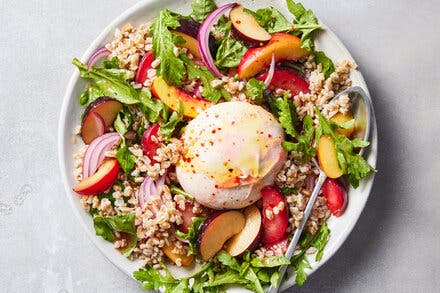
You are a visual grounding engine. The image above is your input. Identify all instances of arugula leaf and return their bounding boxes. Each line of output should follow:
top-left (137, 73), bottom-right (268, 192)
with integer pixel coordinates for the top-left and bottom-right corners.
top-left (250, 256), bottom-right (290, 268)
top-left (309, 222), bottom-right (330, 261)
top-left (133, 265), bottom-right (179, 291)
top-left (286, 0), bottom-right (321, 50)
top-left (115, 142), bottom-right (136, 173)
top-left (315, 109), bottom-right (375, 187)
top-left (93, 212), bottom-right (137, 257)
top-left (150, 10), bottom-right (186, 86)
top-left (138, 87), bottom-right (167, 123)
top-left (269, 94), bottom-right (316, 162)
top-left (246, 78), bottom-right (266, 104)
top-left (103, 56), bottom-right (121, 69)
top-left (181, 54), bottom-right (229, 103)
top-left (214, 21), bottom-right (247, 69)
top-left (190, 0), bottom-right (217, 22)
top-left (314, 51), bottom-right (335, 78)
top-left (170, 185), bottom-right (195, 200)
top-left (280, 187), bottom-right (297, 195)
top-left (114, 113), bottom-right (127, 136)
top-left (175, 217), bottom-right (205, 256)
top-left (244, 7), bottom-right (293, 33)
top-left (73, 58), bottom-right (139, 104)
top-left (292, 253), bottom-right (311, 286)
top-left (217, 252), bottom-right (241, 271)
top-left (159, 103), bottom-right (184, 140)
top-left (78, 84), bottom-right (105, 106)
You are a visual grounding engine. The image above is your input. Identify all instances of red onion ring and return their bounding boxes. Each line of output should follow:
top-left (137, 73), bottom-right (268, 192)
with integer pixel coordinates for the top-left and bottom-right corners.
top-left (87, 46), bottom-right (110, 71)
top-left (197, 3), bottom-right (237, 78)
top-left (264, 52), bottom-right (276, 87)
top-left (82, 132), bottom-right (120, 178)
top-left (137, 174), bottom-right (167, 208)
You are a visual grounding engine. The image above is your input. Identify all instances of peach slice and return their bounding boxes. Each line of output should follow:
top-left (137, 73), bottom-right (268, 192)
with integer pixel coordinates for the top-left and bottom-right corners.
top-left (73, 158), bottom-right (120, 195)
top-left (81, 97), bottom-right (123, 144)
top-left (151, 76), bottom-right (212, 118)
top-left (162, 243), bottom-right (194, 266)
top-left (317, 135), bottom-right (343, 178)
top-left (331, 112), bottom-right (355, 138)
top-left (225, 205), bottom-right (262, 256)
top-left (237, 33), bottom-right (310, 79)
top-left (197, 211), bottom-right (246, 260)
top-left (230, 5), bottom-right (271, 43)
top-left (171, 31), bottom-right (201, 59)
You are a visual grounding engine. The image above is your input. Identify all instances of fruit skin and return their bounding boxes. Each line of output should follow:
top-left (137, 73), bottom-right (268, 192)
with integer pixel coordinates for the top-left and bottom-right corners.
top-left (229, 5), bottom-right (271, 43)
top-left (317, 135), bottom-right (343, 178)
top-left (81, 97), bottom-right (123, 144)
top-left (321, 178), bottom-right (348, 217)
top-left (135, 52), bottom-right (154, 84)
top-left (225, 205), bottom-right (263, 257)
top-left (257, 67), bottom-right (310, 96)
top-left (141, 123), bottom-right (160, 164)
top-left (237, 33), bottom-right (310, 79)
top-left (331, 112), bottom-right (355, 138)
top-left (197, 210), bottom-right (246, 260)
top-left (176, 18), bottom-right (217, 58)
top-left (171, 31), bottom-right (201, 59)
top-left (151, 76), bottom-right (212, 118)
top-left (162, 242), bottom-right (194, 266)
top-left (81, 112), bottom-right (105, 145)
top-left (176, 202), bottom-right (196, 234)
top-left (261, 187), bottom-right (289, 244)
top-left (73, 159), bottom-right (120, 195)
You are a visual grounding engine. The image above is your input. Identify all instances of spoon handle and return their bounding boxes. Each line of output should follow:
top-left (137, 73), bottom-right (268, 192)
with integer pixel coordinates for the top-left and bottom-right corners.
top-left (267, 170), bottom-right (327, 293)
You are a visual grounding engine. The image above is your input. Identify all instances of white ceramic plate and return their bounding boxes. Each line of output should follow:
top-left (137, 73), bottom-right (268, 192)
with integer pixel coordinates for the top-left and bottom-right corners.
top-left (58, 0), bottom-right (377, 291)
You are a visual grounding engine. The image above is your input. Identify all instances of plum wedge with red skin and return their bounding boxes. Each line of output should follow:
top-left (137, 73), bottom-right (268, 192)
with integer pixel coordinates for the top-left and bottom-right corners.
top-left (230, 5), bottom-right (271, 43)
top-left (73, 158), bottom-right (120, 195)
top-left (135, 52), bottom-right (154, 85)
top-left (225, 205), bottom-right (262, 257)
top-left (81, 97), bottom-right (123, 144)
top-left (257, 67), bottom-right (310, 96)
top-left (141, 123), bottom-right (160, 164)
top-left (81, 112), bottom-right (106, 145)
top-left (261, 186), bottom-right (289, 244)
top-left (197, 210), bottom-right (245, 260)
top-left (321, 178), bottom-right (348, 217)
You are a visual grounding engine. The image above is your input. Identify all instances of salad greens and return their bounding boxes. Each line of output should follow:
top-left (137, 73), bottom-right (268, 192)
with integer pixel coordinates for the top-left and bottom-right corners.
top-left (175, 217), bottom-right (206, 256)
top-left (245, 78), bottom-right (266, 104)
top-left (190, 0), bottom-right (217, 22)
top-left (244, 7), bottom-right (293, 33)
top-left (314, 51), bottom-right (335, 78)
top-left (214, 21), bottom-right (247, 68)
top-left (93, 212), bottom-right (137, 257)
top-left (286, 0), bottom-right (321, 50)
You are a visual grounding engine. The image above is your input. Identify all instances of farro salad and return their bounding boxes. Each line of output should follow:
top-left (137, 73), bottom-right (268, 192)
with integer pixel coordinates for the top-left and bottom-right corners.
top-left (70, 0), bottom-right (375, 291)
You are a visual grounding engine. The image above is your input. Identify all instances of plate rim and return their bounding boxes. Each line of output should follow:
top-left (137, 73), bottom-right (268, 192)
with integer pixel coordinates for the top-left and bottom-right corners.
top-left (57, 0), bottom-right (378, 291)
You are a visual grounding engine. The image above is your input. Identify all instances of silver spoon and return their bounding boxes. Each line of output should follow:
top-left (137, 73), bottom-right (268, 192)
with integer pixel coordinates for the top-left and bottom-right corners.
top-left (268, 86), bottom-right (372, 293)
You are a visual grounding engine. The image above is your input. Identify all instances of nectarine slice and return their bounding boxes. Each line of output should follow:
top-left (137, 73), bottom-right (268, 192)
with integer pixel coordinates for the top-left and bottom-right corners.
top-left (81, 112), bottom-right (105, 144)
top-left (331, 112), bottom-right (355, 138)
top-left (197, 211), bottom-right (245, 260)
top-left (230, 5), bottom-right (271, 43)
top-left (151, 76), bottom-right (212, 118)
top-left (162, 243), bottom-right (194, 266)
top-left (171, 31), bottom-right (201, 59)
top-left (225, 205), bottom-right (262, 256)
top-left (238, 33), bottom-right (310, 79)
top-left (317, 135), bottom-right (343, 178)
top-left (73, 158), bottom-right (120, 195)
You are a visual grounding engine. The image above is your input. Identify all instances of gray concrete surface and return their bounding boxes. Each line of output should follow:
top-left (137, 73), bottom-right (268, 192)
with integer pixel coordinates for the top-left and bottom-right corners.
top-left (0, 0), bottom-right (439, 292)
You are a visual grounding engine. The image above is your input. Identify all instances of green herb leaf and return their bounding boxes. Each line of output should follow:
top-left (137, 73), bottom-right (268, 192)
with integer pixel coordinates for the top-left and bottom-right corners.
top-left (138, 87), bottom-right (166, 123)
top-left (175, 217), bottom-right (205, 256)
top-left (244, 7), bottom-right (293, 33)
top-left (73, 58), bottom-right (139, 104)
top-left (246, 78), bottom-right (266, 104)
top-left (315, 108), bottom-right (375, 187)
top-left (314, 51), bottom-right (335, 78)
top-left (181, 54), bottom-right (229, 103)
top-left (250, 256), bottom-right (290, 267)
top-left (170, 185), bottom-right (195, 200)
top-left (133, 265), bottom-right (179, 291)
top-left (93, 212), bottom-right (137, 257)
top-left (159, 102), bottom-right (184, 140)
top-left (115, 142), bottom-right (136, 173)
top-left (309, 222), bottom-right (330, 261)
top-left (103, 56), bottom-right (121, 69)
top-left (292, 253), bottom-right (311, 286)
top-left (150, 10), bottom-right (186, 86)
top-left (214, 21), bottom-right (247, 68)
top-left (114, 113), bottom-right (127, 136)
top-left (286, 0), bottom-right (321, 50)
top-left (190, 0), bottom-right (217, 22)
top-left (280, 187), bottom-right (297, 195)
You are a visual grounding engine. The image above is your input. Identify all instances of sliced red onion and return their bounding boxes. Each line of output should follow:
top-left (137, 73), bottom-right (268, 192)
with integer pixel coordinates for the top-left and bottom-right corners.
top-left (82, 132), bottom-right (120, 178)
top-left (138, 174), bottom-right (166, 208)
top-left (87, 46), bottom-right (110, 71)
top-left (197, 3), bottom-right (237, 78)
top-left (264, 52), bottom-right (276, 87)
